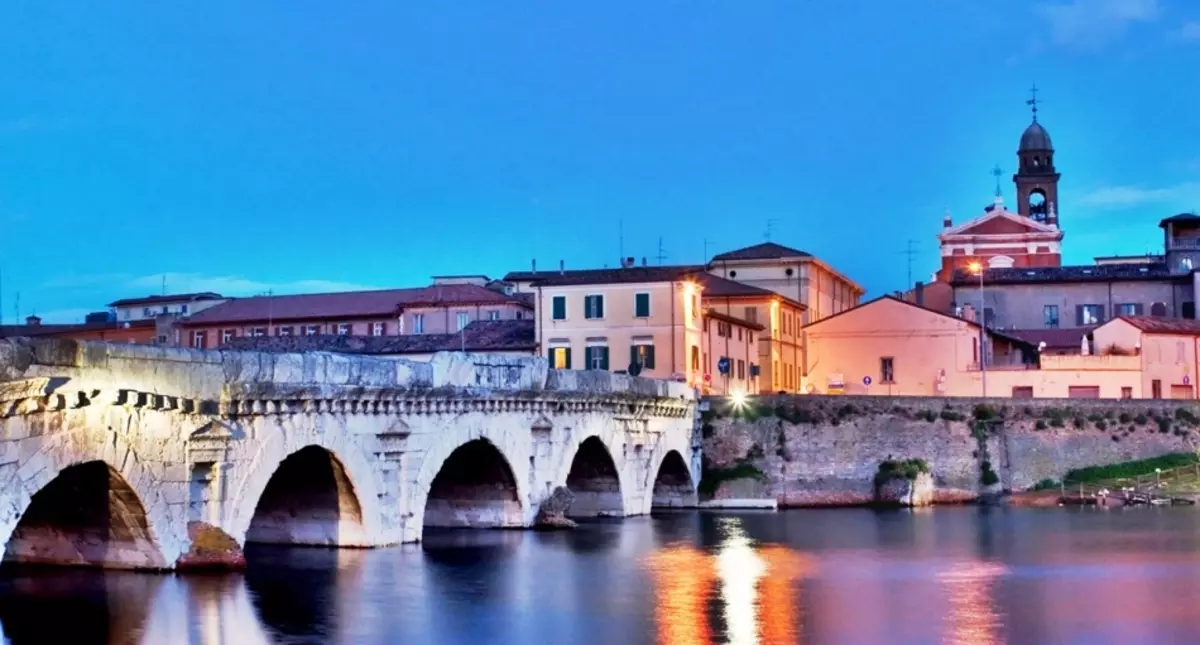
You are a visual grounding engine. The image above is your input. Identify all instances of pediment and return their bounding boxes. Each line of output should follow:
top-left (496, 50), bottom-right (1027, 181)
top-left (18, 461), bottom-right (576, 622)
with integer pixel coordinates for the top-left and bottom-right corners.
top-left (941, 208), bottom-right (1057, 238)
top-left (531, 414), bottom-right (554, 432)
top-left (189, 420), bottom-right (239, 443)
top-left (376, 417), bottom-right (411, 439)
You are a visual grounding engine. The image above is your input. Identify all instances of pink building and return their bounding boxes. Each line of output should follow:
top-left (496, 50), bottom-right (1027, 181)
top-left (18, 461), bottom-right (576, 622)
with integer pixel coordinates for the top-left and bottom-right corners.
top-left (177, 277), bottom-right (532, 349)
top-left (1092, 316), bottom-right (1200, 399)
top-left (802, 296), bottom-right (1143, 398)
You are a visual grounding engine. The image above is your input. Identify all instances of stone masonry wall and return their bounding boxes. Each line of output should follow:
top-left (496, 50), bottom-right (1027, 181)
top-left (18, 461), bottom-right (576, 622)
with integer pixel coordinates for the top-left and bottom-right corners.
top-left (702, 395), bottom-right (1200, 506)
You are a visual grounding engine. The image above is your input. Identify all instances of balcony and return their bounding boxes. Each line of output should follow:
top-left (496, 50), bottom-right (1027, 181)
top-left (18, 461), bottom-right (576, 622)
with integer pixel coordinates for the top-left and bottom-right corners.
top-left (1168, 237), bottom-right (1200, 250)
top-left (1040, 353), bottom-right (1141, 371)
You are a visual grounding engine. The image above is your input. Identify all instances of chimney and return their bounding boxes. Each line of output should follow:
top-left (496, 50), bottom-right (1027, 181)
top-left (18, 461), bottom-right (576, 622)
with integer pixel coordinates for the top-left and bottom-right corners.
top-left (559, 259), bottom-right (565, 275)
top-left (943, 208), bottom-right (952, 229)
top-left (914, 281), bottom-right (925, 307)
top-left (25, 315), bottom-right (40, 327)
top-left (531, 259), bottom-right (537, 273)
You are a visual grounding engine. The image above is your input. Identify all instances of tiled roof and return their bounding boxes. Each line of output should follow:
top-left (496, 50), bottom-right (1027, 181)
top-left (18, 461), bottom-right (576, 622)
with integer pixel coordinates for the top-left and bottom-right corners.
top-left (181, 284), bottom-right (530, 326)
top-left (502, 265), bottom-right (705, 287)
top-left (108, 292), bottom-right (224, 307)
top-left (1116, 316), bottom-right (1200, 336)
top-left (694, 273), bottom-right (806, 309)
top-left (950, 262), bottom-right (1182, 286)
top-left (804, 295), bottom-right (1037, 350)
top-left (1159, 213), bottom-right (1200, 228)
top-left (711, 242), bottom-right (811, 262)
top-left (0, 319), bottom-right (156, 339)
top-left (1003, 327), bottom-right (1093, 350)
top-left (221, 319), bottom-right (536, 355)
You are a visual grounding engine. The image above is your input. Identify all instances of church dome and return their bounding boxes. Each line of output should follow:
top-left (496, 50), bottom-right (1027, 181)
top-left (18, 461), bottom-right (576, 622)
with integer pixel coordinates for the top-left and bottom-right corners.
top-left (1019, 121), bottom-right (1053, 152)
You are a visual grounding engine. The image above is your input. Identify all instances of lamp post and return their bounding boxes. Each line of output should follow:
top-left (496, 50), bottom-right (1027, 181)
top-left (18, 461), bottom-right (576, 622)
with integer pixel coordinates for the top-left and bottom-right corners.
top-left (969, 261), bottom-right (987, 397)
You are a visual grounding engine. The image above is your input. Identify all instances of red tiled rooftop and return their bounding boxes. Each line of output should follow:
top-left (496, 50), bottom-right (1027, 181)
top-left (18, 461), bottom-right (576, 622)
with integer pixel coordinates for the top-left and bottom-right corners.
top-left (1117, 316), bottom-right (1200, 336)
top-left (107, 292), bottom-right (225, 307)
top-left (181, 284), bottom-right (529, 326)
top-left (710, 242), bottom-right (811, 262)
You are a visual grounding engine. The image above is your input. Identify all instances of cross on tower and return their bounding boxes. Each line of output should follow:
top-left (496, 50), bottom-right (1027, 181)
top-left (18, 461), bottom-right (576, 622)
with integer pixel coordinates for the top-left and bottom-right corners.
top-left (991, 164), bottom-right (1004, 198)
top-left (1027, 83), bottom-right (1040, 122)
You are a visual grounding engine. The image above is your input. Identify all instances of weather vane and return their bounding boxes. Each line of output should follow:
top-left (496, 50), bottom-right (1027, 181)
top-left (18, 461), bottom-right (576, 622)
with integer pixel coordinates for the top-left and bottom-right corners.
top-left (991, 164), bottom-right (1003, 198)
top-left (1027, 83), bottom-right (1040, 122)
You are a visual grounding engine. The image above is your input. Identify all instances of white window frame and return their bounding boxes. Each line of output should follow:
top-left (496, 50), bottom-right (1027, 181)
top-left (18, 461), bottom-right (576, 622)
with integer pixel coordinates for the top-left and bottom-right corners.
top-left (337, 323), bottom-right (351, 336)
top-left (221, 329), bottom-right (234, 343)
top-left (413, 314), bottom-right (425, 334)
top-left (584, 294), bottom-right (604, 320)
top-left (487, 310), bottom-right (501, 321)
top-left (372, 322), bottom-right (385, 337)
top-left (191, 331), bottom-right (205, 348)
top-left (456, 312), bottom-right (469, 331)
top-left (304, 325), bottom-right (319, 336)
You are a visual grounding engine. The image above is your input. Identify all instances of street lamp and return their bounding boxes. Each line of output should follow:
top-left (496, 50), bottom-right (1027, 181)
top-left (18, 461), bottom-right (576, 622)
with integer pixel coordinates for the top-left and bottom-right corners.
top-left (968, 261), bottom-right (987, 397)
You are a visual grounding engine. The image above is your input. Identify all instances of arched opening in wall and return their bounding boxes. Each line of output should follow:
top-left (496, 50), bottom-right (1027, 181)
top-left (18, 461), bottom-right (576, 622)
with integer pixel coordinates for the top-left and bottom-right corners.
top-left (246, 446), bottom-right (365, 547)
top-left (652, 451), bottom-right (697, 509)
top-left (564, 437), bottom-right (624, 517)
top-left (1028, 189), bottom-right (1047, 220)
top-left (2, 461), bottom-right (165, 570)
top-left (423, 439), bottom-right (522, 530)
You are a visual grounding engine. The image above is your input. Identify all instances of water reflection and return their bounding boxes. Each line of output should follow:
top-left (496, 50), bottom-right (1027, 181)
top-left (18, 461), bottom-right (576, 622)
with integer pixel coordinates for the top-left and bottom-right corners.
top-left (5, 508), bottom-right (1200, 644)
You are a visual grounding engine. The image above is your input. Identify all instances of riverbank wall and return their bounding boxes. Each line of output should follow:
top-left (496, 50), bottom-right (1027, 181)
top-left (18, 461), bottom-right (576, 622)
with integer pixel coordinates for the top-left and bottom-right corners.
top-left (700, 395), bottom-right (1200, 506)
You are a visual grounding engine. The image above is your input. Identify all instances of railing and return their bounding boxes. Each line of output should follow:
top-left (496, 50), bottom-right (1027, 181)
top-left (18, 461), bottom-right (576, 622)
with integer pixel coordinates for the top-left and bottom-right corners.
top-left (1059, 461), bottom-right (1200, 506)
top-left (1040, 353), bottom-right (1141, 371)
top-left (966, 361), bottom-right (1036, 372)
top-left (1169, 237), bottom-right (1200, 250)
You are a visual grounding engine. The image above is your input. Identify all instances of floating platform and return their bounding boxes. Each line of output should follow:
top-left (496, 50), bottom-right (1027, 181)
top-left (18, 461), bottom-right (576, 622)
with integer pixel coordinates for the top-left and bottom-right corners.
top-left (697, 498), bottom-right (779, 511)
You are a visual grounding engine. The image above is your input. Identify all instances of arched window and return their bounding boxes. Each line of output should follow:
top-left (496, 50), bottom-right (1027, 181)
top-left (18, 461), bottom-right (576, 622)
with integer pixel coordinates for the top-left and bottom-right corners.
top-left (988, 255), bottom-right (1015, 269)
top-left (1151, 302), bottom-right (1168, 317)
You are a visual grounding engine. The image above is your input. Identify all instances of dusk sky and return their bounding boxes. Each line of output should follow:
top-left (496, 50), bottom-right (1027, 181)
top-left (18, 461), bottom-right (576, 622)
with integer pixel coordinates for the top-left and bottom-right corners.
top-left (3, 1), bottom-right (1200, 322)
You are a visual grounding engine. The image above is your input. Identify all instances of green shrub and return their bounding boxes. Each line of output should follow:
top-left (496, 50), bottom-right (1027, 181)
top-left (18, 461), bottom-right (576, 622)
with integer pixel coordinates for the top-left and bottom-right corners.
top-left (701, 422), bottom-right (714, 438)
top-left (919, 409), bottom-right (937, 422)
top-left (980, 468), bottom-right (1000, 486)
top-left (1095, 420), bottom-right (1107, 431)
top-left (874, 459), bottom-right (931, 486)
top-left (1031, 478), bottom-right (1059, 491)
top-left (1158, 417), bottom-right (1172, 434)
top-left (973, 403), bottom-right (998, 421)
top-left (698, 460), bottom-right (766, 497)
top-left (1050, 416), bottom-right (1065, 428)
top-left (1073, 416), bottom-right (1086, 429)
top-left (1035, 419), bottom-right (1047, 430)
top-left (940, 408), bottom-right (964, 422)
top-left (1062, 452), bottom-right (1199, 484)
top-left (1118, 412), bottom-right (1132, 424)
top-left (1087, 413), bottom-right (1103, 423)
top-left (1135, 413), bottom-right (1148, 425)
top-left (1176, 407), bottom-right (1199, 426)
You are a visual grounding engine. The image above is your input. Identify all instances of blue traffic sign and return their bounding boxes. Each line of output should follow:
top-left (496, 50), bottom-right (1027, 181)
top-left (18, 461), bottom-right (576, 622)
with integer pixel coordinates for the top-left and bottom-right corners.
top-left (862, 375), bottom-right (872, 386)
top-left (717, 357), bottom-right (730, 375)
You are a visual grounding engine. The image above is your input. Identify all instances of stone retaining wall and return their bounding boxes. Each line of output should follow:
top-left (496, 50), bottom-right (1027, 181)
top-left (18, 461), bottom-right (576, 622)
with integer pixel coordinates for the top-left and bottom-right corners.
top-left (701, 395), bottom-right (1200, 506)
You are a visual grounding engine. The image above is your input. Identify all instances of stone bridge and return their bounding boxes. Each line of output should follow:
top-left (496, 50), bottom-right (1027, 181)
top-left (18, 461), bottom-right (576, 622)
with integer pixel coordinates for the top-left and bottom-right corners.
top-left (0, 338), bottom-right (699, 570)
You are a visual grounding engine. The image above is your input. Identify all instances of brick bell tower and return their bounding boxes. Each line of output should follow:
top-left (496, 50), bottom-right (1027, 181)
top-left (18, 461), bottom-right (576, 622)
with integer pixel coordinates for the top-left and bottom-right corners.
top-left (1012, 85), bottom-right (1060, 227)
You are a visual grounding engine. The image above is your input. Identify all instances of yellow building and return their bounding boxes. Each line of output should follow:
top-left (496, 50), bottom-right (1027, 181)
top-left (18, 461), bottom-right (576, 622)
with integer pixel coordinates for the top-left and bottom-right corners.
top-left (697, 273), bottom-right (806, 394)
top-left (708, 242), bottom-right (864, 324)
top-left (1092, 316), bottom-right (1200, 399)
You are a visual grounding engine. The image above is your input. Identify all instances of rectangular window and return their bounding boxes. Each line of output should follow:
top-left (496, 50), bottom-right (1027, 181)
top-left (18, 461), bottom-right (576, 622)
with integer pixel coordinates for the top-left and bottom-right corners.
top-left (1121, 387), bottom-right (1133, 400)
top-left (737, 327), bottom-right (743, 341)
top-left (1077, 304), bottom-right (1104, 325)
top-left (1116, 303), bottom-right (1143, 316)
top-left (413, 314), bottom-right (425, 334)
top-left (372, 322), bottom-right (386, 336)
top-left (304, 325), bottom-right (320, 336)
top-left (1185, 302), bottom-right (1197, 319)
top-left (549, 346), bottom-right (572, 369)
top-left (635, 293), bottom-right (651, 318)
top-left (487, 310), bottom-right (500, 321)
top-left (143, 307), bottom-right (152, 317)
top-left (252, 327), bottom-right (267, 337)
top-left (772, 360), bottom-right (779, 388)
top-left (277, 326), bottom-right (293, 336)
top-left (221, 329), bottom-right (235, 343)
top-left (1043, 305), bottom-right (1059, 328)
top-left (744, 307), bottom-right (757, 324)
top-left (515, 310), bottom-right (524, 320)
top-left (1012, 386), bottom-right (1034, 398)
top-left (191, 331), bottom-right (205, 349)
top-left (336, 323), bottom-right (351, 336)
top-left (691, 346), bottom-right (700, 371)
top-left (1152, 379), bottom-right (1163, 399)
top-left (456, 312), bottom-right (469, 331)
top-left (161, 306), bottom-right (168, 314)
top-left (181, 304), bottom-right (188, 314)
top-left (584, 346), bottom-right (609, 370)
top-left (551, 296), bottom-right (567, 321)
top-left (585, 295), bottom-right (605, 319)
top-left (631, 344), bottom-right (656, 370)
top-left (737, 359), bottom-right (745, 379)
top-left (880, 357), bottom-right (895, 383)
top-left (1178, 341), bottom-right (1187, 364)
top-left (982, 308), bottom-right (995, 328)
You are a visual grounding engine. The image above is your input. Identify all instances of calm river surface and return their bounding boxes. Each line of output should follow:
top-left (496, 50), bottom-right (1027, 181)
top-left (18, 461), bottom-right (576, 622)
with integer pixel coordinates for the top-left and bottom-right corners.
top-left (5, 507), bottom-right (1200, 644)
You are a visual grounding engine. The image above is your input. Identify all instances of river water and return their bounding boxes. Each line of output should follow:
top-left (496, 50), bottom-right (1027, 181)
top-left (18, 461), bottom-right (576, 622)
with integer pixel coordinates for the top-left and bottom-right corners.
top-left (4, 507), bottom-right (1200, 644)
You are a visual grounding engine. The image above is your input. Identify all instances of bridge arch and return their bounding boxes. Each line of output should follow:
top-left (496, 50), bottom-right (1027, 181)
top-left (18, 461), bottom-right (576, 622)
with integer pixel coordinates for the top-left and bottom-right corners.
top-left (412, 428), bottom-right (531, 538)
top-left (561, 434), bottom-right (628, 517)
top-left (228, 427), bottom-right (383, 548)
top-left (650, 449), bottom-right (698, 510)
top-left (0, 428), bottom-right (180, 569)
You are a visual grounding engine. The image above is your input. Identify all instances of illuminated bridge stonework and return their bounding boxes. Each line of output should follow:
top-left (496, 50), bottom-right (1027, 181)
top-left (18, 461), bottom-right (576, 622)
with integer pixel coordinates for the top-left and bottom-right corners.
top-left (0, 338), bottom-right (699, 570)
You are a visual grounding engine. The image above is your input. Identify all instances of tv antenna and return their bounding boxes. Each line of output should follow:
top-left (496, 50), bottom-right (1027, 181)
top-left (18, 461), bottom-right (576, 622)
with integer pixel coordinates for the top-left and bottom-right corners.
top-left (900, 240), bottom-right (920, 289)
top-left (655, 237), bottom-right (667, 265)
top-left (765, 219), bottom-right (778, 242)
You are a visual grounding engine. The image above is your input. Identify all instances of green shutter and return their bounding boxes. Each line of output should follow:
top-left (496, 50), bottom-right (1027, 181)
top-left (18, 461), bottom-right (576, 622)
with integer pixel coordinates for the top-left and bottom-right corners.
top-left (564, 347), bottom-right (572, 369)
top-left (585, 346), bottom-right (594, 370)
top-left (598, 296), bottom-right (604, 318)
top-left (645, 345), bottom-right (655, 369)
top-left (552, 296), bottom-right (566, 320)
top-left (600, 346), bottom-right (609, 371)
top-left (630, 345), bottom-right (638, 370)
top-left (635, 293), bottom-right (650, 317)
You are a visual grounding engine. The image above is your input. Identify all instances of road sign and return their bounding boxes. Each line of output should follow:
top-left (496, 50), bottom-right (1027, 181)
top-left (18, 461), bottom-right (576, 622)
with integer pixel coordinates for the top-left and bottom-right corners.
top-left (717, 357), bottom-right (730, 375)
top-left (863, 376), bottom-right (873, 386)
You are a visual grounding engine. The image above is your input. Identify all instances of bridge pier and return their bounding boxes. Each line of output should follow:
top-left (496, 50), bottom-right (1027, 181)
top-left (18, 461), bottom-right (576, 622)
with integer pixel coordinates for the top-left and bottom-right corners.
top-left (0, 338), bottom-right (699, 570)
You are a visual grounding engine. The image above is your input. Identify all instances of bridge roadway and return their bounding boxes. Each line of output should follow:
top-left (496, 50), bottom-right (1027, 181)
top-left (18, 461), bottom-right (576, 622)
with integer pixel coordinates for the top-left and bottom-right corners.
top-left (0, 338), bottom-right (699, 570)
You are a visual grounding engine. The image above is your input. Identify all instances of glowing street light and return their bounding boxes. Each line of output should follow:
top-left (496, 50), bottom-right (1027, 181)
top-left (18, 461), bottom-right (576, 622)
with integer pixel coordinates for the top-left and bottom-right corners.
top-left (968, 261), bottom-right (987, 397)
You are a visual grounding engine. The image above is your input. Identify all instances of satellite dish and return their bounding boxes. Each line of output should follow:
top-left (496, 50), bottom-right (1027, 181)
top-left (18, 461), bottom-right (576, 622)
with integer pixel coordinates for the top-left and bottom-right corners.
top-left (628, 361), bottom-right (642, 377)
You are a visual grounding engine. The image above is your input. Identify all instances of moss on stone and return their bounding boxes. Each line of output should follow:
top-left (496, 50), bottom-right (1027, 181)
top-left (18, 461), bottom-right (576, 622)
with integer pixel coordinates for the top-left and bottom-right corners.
top-left (874, 458), bottom-right (930, 486)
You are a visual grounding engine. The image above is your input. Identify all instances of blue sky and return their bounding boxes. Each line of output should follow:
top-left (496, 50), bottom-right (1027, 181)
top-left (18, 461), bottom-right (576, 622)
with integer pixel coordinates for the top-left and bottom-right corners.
top-left (3, 0), bottom-right (1200, 322)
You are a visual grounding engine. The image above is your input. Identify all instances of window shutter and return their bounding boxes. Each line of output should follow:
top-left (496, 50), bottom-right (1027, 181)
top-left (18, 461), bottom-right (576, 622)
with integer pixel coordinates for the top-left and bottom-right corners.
top-left (564, 348), bottom-right (572, 369)
top-left (645, 345), bottom-right (655, 369)
top-left (597, 296), bottom-right (604, 318)
top-left (600, 347), bottom-right (609, 370)
top-left (585, 347), bottom-right (593, 369)
top-left (1097, 305), bottom-right (1106, 323)
top-left (1075, 305), bottom-right (1084, 326)
top-left (1135, 303), bottom-right (1144, 316)
top-left (630, 345), bottom-right (638, 370)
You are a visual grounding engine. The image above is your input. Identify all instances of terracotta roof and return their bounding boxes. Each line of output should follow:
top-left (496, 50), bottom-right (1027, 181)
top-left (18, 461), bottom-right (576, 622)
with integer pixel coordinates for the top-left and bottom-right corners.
top-left (180, 284), bottom-right (530, 326)
top-left (1004, 327), bottom-right (1093, 350)
top-left (803, 295), bottom-right (1036, 350)
top-left (694, 273), bottom-right (806, 309)
top-left (108, 292), bottom-right (225, 307)
top-left (711, 242), bottom-right (811, 262)
top-left (950, 263), bottom-right (1182, 286)
top-left (221, 319), bottom-right (536, 355)
top-left (0, 319), bottom-right (156, 339)
top-left (502, 265), bottom-right (704, 287)
top-left (704, 309), bottom-right (765, 331)
top-left (1115, 316), bottom-right (1200, 336)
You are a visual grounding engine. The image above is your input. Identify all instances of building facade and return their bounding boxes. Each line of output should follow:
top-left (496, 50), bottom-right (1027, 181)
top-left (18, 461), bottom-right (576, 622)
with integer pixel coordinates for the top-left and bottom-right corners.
top-left (1092, 316), bottom-right (1200, 400)
top-left (697, 273), bottom-right (806, 394)
top-left (707, 242), bottom-right (863, 325)
top-left (108, 292), bottom-right (228, 322)
top-left (700, 309), bottom-right (763, 396)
